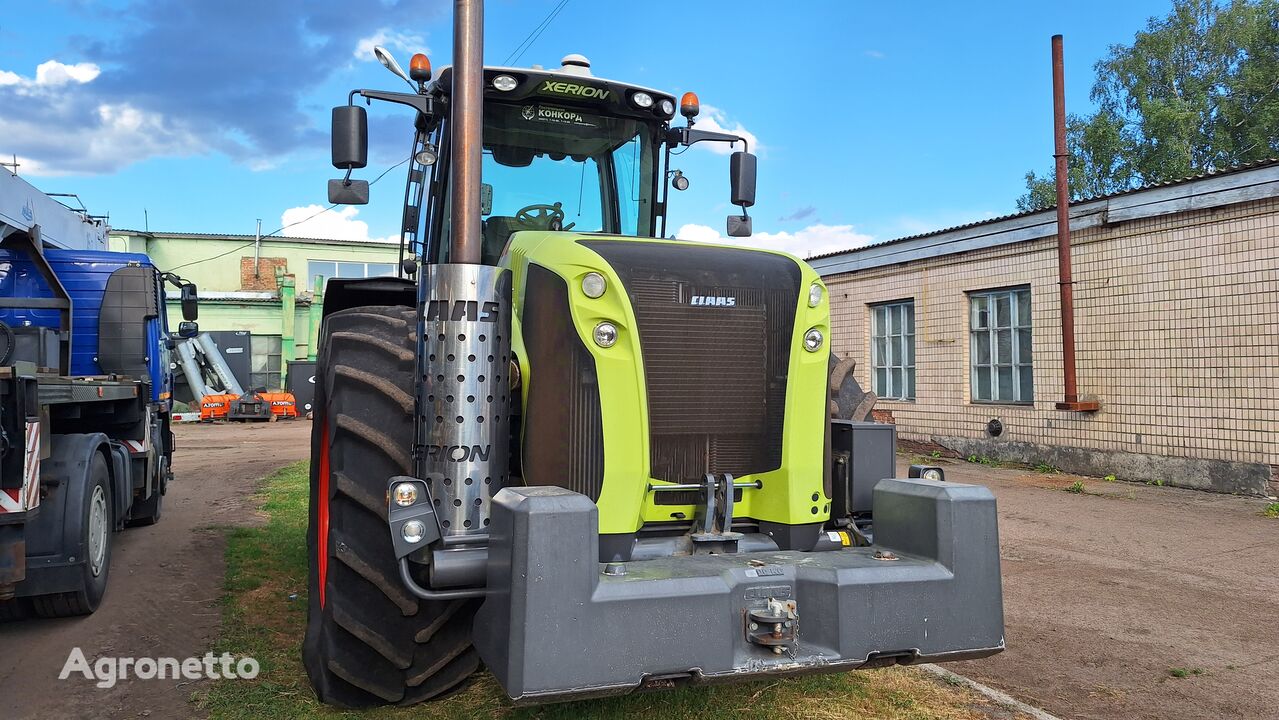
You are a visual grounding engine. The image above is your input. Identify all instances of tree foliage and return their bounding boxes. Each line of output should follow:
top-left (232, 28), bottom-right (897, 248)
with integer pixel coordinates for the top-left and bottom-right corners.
top-left (1017, 0), bottom-right (1279, 212)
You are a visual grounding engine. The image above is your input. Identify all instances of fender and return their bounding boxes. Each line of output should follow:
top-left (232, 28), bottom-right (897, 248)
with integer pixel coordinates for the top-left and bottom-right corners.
top-left (107, 441), bottom-right (133, 519)
top-left (20, 433), bottom-right (115, 596)
top-left (321, 276), bottom-right (415, 319)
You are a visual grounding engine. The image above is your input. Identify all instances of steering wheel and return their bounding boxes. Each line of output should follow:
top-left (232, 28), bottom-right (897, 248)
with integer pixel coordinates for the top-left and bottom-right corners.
top-left (514, 202), bottom-right (575, 231)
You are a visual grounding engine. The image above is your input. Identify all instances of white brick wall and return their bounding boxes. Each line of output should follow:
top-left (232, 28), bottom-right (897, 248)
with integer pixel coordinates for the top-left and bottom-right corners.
top-left (826, 197), bottom-right (1279, 468)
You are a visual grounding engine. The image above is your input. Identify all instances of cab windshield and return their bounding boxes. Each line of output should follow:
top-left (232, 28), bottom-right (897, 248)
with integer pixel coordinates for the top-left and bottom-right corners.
top-left (436, 101), bottom-right (659, 264)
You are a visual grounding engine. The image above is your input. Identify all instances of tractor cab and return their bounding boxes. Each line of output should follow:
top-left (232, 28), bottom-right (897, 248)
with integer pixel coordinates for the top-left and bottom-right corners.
top-left (329, 53), bottom-right (757, 269)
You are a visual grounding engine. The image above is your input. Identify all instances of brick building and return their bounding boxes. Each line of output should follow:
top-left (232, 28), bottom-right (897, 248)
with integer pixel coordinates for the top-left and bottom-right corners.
top-left (810, 160), bottom-right (1278, 496)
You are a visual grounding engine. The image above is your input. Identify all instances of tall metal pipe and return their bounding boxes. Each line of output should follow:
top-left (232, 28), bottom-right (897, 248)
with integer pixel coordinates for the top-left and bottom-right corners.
top-left (254, 218), bottom-right (262, 278)
top-left (449, 0), bottom-right (484, 264)
top-left (1051, 34), bottom-right (1095, 412)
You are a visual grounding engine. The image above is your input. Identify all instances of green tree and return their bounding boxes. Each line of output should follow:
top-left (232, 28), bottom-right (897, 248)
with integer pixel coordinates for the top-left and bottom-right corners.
top-left (1017, 0), bottom-right (1279, 212)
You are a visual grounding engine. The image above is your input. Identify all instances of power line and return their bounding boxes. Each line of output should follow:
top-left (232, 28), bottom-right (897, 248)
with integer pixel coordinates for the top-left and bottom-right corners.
top-left (165, 156), bottom-right (411, 273)
top-left (502, 0), bottom-right (570, 66)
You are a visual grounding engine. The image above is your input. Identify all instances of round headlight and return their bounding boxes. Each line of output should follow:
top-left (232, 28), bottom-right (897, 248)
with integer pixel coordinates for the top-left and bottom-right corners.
top-left (808, 282), bottom-right (824, 308)
top-left (415, 145), bottom-right (438, 166)
top-left (658, 99), bottom-right (675, 117)
top-left (581, 272), bottom-right (606, 298)
top-left (402, 520), bottom-right (426, 544)
top-left (492, 74), bottom-right (518, 92)
top-left (593, 322), bottom-right (618, 348)
top-left (631, 91), bottom-right (654, 109)
top-left (803, 327), bottom-right (824, 352)
top-left (392, 482), bottom-right (418, 507)
top-left (922, 468), bottom-right (944, 481)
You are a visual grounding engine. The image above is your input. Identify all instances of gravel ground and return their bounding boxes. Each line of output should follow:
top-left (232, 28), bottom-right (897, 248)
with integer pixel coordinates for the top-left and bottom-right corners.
top-left (937, 458), bottom-right (1278, 720)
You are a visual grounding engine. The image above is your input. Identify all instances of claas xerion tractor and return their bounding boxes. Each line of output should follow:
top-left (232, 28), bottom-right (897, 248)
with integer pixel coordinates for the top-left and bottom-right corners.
top-left (303, 1), bottom-right (1003, 706)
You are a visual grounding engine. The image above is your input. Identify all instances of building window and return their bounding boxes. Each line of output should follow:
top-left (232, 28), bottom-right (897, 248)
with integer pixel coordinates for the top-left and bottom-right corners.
top-left (306, 260), bottom-right (396, 292)
top-left (249, 335), bottom-right (282, 391)
top-left (871, 301), bottom-right (915, 400)
top-left (970, 287), bottom-right (1032, 403)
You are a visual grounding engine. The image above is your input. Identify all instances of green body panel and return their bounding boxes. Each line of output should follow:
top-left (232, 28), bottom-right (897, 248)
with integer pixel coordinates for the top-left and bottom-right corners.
top-left (502, 231), bottom-right (831, 535)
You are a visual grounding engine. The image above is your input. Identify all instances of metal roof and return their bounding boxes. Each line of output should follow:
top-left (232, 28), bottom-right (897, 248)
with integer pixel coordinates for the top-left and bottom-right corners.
top-left (808, 158), bottom-right (1279, 276)
top-left (112, 229), bottom-right (398, 248)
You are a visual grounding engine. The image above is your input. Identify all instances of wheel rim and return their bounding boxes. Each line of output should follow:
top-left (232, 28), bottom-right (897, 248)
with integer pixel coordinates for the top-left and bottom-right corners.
top-left (87, 484), bottom-right (108, 577)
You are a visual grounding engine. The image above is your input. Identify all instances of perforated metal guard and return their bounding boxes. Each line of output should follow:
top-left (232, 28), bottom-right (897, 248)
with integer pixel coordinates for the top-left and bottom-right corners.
top-left (416, 264), bottom-right (512, 536)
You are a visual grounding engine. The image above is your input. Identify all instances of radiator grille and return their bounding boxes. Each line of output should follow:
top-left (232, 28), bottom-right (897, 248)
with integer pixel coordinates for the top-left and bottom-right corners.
top-left (520, 264), bottom-right (605, 500)
top-left (581, 240), bottom-right (801, 482)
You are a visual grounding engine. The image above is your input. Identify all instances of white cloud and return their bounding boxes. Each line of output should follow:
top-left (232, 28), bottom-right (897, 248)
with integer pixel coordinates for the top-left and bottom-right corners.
top-left (692, 104), bottom-right (761, 155)
top-left (0, 101), bottom-right (204, 176)
top-left (676, 223), bottom-right (875, 259)
top-left (354, 29), bottom-right (428, 60)
top-left (864, 49), bottom-right (886, 60)
top-left (0, 58), bottom-right (205, 175)
top-left (279, 205), bottom-right (398, 243)
top-left (0, 60), bottom-right (100, 91)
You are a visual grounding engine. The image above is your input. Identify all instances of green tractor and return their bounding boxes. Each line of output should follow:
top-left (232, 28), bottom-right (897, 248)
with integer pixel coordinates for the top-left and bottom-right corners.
top-left (304, 1), bottom-right (1002, 706)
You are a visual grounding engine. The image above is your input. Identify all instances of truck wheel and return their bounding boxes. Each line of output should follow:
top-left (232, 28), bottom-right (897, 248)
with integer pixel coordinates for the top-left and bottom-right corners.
top-left (127, 457), bottom-right (167, 527)
top-left (31, 453), bottom-right (113, 617)
top-left (303, 306), bottom-right (480, 708)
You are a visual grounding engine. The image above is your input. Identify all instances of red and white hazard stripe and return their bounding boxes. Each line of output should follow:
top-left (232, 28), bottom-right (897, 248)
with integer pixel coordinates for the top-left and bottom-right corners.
top-left (120, 407), bottom-right (154, 455)
top-left (0, 421), bottom-right (40, 514)
top-left (24, 420), bottom-right (40, 511)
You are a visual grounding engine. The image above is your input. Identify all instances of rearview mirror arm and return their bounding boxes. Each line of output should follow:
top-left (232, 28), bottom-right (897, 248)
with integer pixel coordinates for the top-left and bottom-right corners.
top-left (666, 127), bottom-right (749, 153)
top-left (349, 89), bottom-right (436, 117)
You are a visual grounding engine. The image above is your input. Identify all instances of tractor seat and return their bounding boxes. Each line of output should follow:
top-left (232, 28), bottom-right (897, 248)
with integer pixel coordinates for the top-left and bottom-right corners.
top-left (482, 216), bottom-right (526, 263)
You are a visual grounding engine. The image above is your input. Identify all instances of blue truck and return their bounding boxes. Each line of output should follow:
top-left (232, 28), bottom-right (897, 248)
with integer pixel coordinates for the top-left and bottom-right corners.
top-left (0, 171), bottom-right (198, 617)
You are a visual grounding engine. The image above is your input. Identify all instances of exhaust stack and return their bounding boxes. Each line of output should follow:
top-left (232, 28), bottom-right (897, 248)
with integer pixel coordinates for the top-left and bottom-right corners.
top-left (416, 0), bottom-right (511, 542)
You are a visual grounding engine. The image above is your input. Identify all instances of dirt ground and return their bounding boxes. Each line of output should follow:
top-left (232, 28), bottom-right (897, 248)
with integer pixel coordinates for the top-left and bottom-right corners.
top-left (4, 422), bottom-right (1276, 719)
top-left (0, 420), bottom-right (312, 720)
top-left (936, 458), bottom-right (1279, 720)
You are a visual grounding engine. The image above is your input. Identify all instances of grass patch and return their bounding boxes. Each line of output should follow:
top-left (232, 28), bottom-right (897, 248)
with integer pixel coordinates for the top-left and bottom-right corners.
top-left (1103, 474), bottom-right (1118, 483)
top-left (201, 461), bottom-right (1001, 720)
top-left (1064, 481), bottom-right (1086, 494)
top-left (1263, 503), bottom-right (1279, 519)
top-left (1168, 667), bottom-right (1203, 679)
top-left (1033, 463), bottom-right (1058, 474)
top-left (965, 455), bottom-right (1001, 468)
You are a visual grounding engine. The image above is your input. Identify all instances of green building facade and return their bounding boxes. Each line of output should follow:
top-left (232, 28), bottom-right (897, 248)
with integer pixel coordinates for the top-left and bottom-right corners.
top-left (110, 230), bottom-right (400, 390)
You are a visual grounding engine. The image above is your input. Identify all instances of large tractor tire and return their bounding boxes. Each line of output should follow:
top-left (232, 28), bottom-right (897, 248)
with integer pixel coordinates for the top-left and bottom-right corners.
top-left (303, 306), bottom-right (481, 708)
top-left (829, 353), bottom-right (878, 421)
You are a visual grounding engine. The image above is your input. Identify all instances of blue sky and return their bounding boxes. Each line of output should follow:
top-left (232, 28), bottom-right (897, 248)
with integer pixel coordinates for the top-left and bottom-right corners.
top-left (1, 0), bottom-right (1171, 258)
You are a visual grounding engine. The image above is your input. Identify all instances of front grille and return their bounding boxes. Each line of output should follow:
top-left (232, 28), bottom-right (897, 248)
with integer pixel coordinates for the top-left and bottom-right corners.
top-left (582, 240), bottom-right (802, 482)
top-left (520, 264), bottom-right (605, 500)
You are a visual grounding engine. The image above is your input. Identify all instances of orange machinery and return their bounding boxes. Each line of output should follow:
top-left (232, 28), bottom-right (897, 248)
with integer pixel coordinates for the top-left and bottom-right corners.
top-left (199, 393), bottom-right (237, 421)
top-left (228, 391), bottom-right (298, 421)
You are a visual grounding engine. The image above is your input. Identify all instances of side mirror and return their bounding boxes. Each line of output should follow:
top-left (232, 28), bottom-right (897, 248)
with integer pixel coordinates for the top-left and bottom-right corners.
top-left (727, 214), bottom-right (753, 237)
top-left (328, 178), bottom-right (370, 205)
top-left (331, 105), bottom-right (368, 170)
top-left (729, 151), bottom-right (757, 208)
top-left (180, 283), bottom-right (198, 321)
top-left (177, 321), bottom-right (199, 339)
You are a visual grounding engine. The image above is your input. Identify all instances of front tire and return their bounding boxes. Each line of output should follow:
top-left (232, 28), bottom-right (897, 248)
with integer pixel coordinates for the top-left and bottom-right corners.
top-left (302, 306), bottom-right (480, 708)
top-left (127, 454), bottom-right (168, 527)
